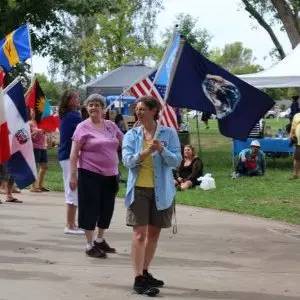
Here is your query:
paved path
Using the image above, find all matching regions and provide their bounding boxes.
[0,191,300,300]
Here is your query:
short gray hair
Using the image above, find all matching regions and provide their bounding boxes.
[84,93,106,108]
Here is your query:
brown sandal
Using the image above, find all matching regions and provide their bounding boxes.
[5,198,23,203]
[30,188,42,193]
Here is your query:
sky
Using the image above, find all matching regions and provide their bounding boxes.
[32,0,291,76]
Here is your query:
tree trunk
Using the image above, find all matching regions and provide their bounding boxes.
[270,0,300,49]
[242,0,286,59]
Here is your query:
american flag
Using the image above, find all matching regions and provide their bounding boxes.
[129,71,178,130]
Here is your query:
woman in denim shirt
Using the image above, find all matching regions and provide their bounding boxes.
[122,96,182,297]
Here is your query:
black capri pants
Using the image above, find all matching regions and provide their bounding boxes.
[78,168,119,231]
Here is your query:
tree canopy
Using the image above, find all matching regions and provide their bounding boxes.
[241,0,300,59]
[161,13,212,57]
[47,0,163,84]
[209,42,263,75]
[0,0,116,58]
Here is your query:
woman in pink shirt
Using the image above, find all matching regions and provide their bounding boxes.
[29,110,49,193]
[69,94,123,258]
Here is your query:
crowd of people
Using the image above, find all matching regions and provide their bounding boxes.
[2,89,300,297]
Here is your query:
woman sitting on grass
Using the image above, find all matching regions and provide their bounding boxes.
[175,144,203,191]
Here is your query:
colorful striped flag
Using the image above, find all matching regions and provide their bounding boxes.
[0,25,31,72]
[129,71,178,130]
[3,79,37,188]
[26,79,60,132]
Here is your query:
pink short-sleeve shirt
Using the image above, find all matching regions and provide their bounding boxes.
[72,119,123,176]
[30,122,46,150]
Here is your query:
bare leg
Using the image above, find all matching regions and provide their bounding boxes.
[66,204,77,229]
[38,163,48,189]
[143,225,161,270]
[85,230,94,245]
[5,179,14,201]
[293,159,300,177]
[31,165,42,192]
[180,180,193,191]
[96,227,105,239]
[132,225,147,276]
[0,181,5,193]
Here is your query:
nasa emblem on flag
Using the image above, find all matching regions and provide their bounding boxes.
[202,74,241,119]
[15,129,29,145]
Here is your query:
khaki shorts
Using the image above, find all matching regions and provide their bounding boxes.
[126,187,173,228]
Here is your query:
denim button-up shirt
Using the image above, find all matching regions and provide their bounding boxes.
[122,124,182,210]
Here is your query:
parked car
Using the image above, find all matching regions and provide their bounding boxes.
[186,110,202,119]
[278,108,291,119]
[265,110,277,119]
[185,110,216,120]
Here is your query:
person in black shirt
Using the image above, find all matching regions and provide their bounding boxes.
[175,144,203,191]
[290,95,300,121]
[201,112,212,129]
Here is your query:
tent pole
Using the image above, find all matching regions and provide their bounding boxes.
[231,139,237,179]
[195,112,201,155]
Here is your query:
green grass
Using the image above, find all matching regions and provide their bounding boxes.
[46,118,300,224]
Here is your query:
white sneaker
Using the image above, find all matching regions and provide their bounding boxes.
[64,227,85,235]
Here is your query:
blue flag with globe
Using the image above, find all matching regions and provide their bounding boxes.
[166,41,275,140]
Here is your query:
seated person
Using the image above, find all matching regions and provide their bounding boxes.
[264,125,273,137]
[275,128,285,138]
[235,140,266,177]
[174,144,203,190]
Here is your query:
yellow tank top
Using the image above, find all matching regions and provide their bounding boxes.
[135,141,154,188]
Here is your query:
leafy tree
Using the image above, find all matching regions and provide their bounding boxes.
[96,0,139,70]
[239,1,300,98]
[52,14,101,85]
[208,42,263,74]
[35,73,66,105]
[264,87,297,100]
[0,0,116,59]
[161,13,212,57]
[50,0,163,84]
[96,0,163,70]
[240,0,300,59]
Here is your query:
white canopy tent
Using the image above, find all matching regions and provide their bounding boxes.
[239,44,300,88]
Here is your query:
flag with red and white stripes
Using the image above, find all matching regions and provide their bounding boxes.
[129,71,178,130]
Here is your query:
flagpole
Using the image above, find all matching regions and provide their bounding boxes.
[195,112,202,155]
[152,24,179,85]
[164,38,184,101]
[231,139,237,179]
[3,76,21,94]
[26,22,34,85]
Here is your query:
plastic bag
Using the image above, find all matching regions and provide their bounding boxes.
[197,173,216,190]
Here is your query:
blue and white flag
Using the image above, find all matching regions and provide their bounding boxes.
[153,33,180,86]
[166,41,275,140]
[3,78,37,188]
